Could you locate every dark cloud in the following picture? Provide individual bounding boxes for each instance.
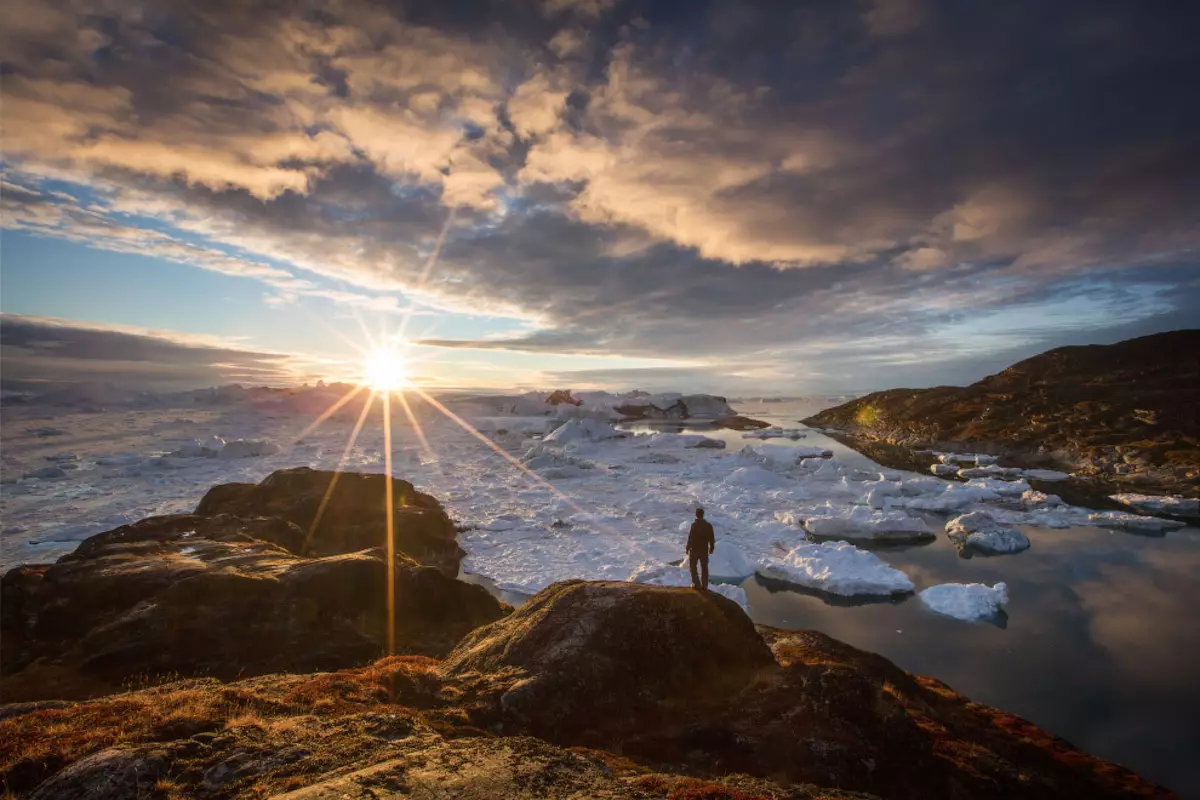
[0,315,311,390]
[2,0,1198,389]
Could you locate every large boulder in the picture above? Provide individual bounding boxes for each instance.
[441,580,774,740]
[1,509,504,702]
[195,467,464,573]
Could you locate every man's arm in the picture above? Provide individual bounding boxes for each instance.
[707,521,716,554]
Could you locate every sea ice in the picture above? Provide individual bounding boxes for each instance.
[945,512,1031,554]
[1110,494,1199,517]
[803,505,932,542]
[919,582,1008,621]
[1023,469,1070,481]
[542,418,622,446]
[756,541,914,597]
[904,483,1001,512]
[723,466,795,489]
[964,478,1031,497]
[743,442,832,466]
[957,465,1024,479]
[23,466,67,480]
[930,464,959,477]
[1088,511,1187,534]
[742,427,807,440]
[708,540,757,580]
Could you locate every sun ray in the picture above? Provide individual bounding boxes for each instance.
[291,384,366,444]
[382,392,396,661]
[396,389,435,460]
[302,391,375,553]
[398,207,456,341]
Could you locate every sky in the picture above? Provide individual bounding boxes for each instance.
[1,0,1198,395]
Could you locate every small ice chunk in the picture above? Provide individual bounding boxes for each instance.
[946,511,1031,554]
[756,541,914,596]
[1021,489,1063,507]
[964,478,1031,497]
[958,465,1024,479]
[1024,469,1070,482]
[804,505,932,541]
[930,463,959,477]
[219,439,280,459]
[938,453,978,465]
[919,582,1008,621]
[1110,494,1199,516]
[743,427,807,440]
[1088,511,1187,534]
[708,540,756,580]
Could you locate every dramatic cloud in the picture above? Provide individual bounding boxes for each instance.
[2,0,1197,390]
[0,315,315,390]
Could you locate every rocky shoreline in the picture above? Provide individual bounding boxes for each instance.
[1,469,1182,798]
[802,331,1200,501]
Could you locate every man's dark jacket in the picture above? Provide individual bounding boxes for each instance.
[687,518,715,554]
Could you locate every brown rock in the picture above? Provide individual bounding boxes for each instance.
[195,467,465,573]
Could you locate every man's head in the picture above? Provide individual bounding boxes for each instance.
[695,508,705,519]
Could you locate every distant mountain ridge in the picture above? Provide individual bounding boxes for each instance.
[803,331,1200,494]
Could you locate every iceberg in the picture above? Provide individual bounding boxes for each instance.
[946,511,1031,555]
[904,483,1001,512]
[743,442,832,466]
[919,582,1008,621]
[756,541,914,597]
[543,417,622,445]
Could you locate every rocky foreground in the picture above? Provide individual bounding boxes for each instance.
[803,331,1200,497]
[1,469,1180,798]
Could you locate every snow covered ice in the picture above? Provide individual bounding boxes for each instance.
[756,541,915,597]
[919,582,1009,621]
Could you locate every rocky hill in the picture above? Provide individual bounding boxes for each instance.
[0,471,1181,798]
[803,331,1200,495]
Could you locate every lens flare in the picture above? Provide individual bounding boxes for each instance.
[362,349,408,392]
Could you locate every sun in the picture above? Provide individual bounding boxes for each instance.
[362,348,409,391]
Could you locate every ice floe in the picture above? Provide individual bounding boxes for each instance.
[742,427,807,440]
[1110,493,1199,517]
[919,582,1008,621]
[801,505,933,542]
[946,512,1031,555]
[1088,511,1187,534]
[964,477,1031,497]
[756,541,914,596]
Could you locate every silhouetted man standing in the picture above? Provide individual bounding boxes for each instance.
[686,508,716,590]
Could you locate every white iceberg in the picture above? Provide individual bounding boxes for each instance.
[930,463,959,477]
[946,511,1031,554]
[803,505,932,542]
[743,442,832,466]
[958,464,1024,479]
[919,582,1008,621]
[904,483,1001,512]
[756,541,914,597]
